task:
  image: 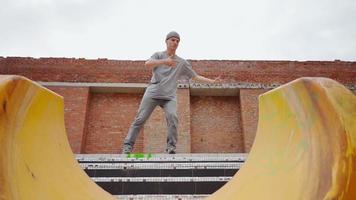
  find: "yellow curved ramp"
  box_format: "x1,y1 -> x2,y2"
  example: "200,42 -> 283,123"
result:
208,77 -> 356,200
1,75 -> 355,200
0,75 -> 116,200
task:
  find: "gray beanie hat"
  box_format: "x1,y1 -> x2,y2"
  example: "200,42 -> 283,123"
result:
166,31 -> 180,41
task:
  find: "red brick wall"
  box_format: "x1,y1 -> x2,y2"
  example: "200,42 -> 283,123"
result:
0,57 -> 150,83
189,60 -> 356,85
240,89 -> 270,152
47,86 -> 90,153
1,57 -> 355,85
84,93 -> 144,153
190,96 -> 244,153
177,89 -> 191,153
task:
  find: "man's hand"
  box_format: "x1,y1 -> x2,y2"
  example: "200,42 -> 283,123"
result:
192,75 -> 224,84
213,75 -> 223,84
145,56 -> 177,69
165,56 -> 178,67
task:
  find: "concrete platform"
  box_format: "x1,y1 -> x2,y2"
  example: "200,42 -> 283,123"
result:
76,153 -> 247,195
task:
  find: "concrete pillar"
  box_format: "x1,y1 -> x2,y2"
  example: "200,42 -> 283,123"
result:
239,89 -> 269,152
46,86 -> 90,153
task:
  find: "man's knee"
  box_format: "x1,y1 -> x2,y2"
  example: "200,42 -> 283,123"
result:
132,112 -> 148,126
166,112 -> 178,126
132,120 -> 144,127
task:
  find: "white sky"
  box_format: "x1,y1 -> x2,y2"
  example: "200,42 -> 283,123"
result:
1,0 -> 355,61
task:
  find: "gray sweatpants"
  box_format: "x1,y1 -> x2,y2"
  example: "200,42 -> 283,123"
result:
123,94 -> 178,151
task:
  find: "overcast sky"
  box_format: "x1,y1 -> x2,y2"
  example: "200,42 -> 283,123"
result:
1,0 -> 355,61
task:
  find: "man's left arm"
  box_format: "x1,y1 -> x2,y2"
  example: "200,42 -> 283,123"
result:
182,62 -> 222,84
191,75 -> 222,84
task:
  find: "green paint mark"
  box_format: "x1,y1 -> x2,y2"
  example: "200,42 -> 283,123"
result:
126,153 -> 153,159
134,153 -> 145,159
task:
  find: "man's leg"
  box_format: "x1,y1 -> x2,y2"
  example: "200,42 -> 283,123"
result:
162,99 -> 178,154
122,95 -> 158,153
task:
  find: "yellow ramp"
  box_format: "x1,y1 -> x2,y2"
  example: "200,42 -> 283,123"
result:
208,77 -> 356,200
0,75 -> 116,200
1,75 -> 356,200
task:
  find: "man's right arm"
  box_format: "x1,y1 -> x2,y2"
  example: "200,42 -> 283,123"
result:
145,56 -> 177,70
145,59 -> 167,70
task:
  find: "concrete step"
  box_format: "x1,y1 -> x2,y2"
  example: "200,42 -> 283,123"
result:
95,177 -> 230,195
93,176 -> 231,182
76,153 -> 247,195
80,162 -> 241,178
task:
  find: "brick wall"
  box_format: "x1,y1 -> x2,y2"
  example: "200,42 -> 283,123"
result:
1,57 -> 355,84
189,60 -> 356,85
0,57 -> 150,83
239,89 -> 270,152
190,96 -> 244,153
47,86 -> 90,153
84,93 -> 144,153
176,89 -> 191,153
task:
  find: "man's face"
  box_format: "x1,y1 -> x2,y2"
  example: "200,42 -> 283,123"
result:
166,37 -> 180,50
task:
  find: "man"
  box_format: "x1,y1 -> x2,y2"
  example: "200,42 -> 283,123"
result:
122,31 -> 221,154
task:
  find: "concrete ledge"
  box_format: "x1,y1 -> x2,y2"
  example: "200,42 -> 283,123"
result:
80,162 -> 243,170
76,153 -> 248,163
39,81 -> 356,96
38,82 -> 148,94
